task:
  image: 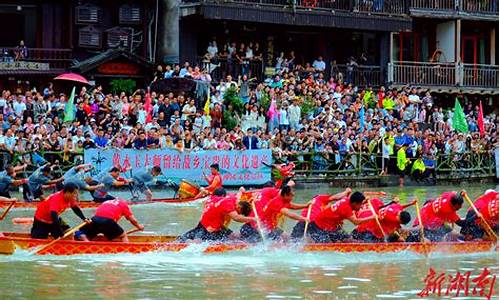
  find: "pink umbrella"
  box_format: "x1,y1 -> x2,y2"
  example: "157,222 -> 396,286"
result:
54,73 -> 89,85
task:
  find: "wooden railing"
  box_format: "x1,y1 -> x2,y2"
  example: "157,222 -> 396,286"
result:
196,57 -> 265,83
1,47 -> 72,69
388,61 -> 499,89
410,0 -> 498,14
195,0 -> 409,15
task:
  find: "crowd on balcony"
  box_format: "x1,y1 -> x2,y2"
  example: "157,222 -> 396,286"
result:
0,51 -> 497,184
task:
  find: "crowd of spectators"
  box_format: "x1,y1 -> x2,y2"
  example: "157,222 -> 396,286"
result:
0,55 -> 497,182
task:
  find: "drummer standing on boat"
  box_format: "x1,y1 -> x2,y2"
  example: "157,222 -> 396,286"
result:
76,197 -> 144,242
196,163 -> 223,198
179,188 -> 255,242
0,165 -> 28,198
30,183 -> 90,239
130,166 -> 162,201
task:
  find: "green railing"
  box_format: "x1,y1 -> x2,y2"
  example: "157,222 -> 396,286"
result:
274,150 -> 496,178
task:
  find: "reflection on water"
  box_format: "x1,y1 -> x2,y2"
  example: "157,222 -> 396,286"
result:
0,184 -> 498,299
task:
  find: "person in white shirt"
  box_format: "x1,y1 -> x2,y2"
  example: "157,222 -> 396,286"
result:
206,41 -> 218,59
288,98 -> 301,131
13,96 -> 26,118
203,134 -> 217,150
312,56 -> 326,72
278,102 -> 290,131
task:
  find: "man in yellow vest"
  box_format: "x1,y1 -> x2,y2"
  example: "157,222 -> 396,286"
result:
397,144 -> 410,187
411,156 -> 427,182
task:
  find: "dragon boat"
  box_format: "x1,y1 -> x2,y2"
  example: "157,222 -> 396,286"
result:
0,232 -> 496,256
0,196 -> 204,209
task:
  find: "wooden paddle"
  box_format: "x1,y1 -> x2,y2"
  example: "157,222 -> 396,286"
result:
367,199 -> 388,242
251,201 -> 266,242
0,200 -> 16,221
126,228 -> 144,235
414,199 -> 426,243
303,200 -> 314,238
462,191 -> 498,241
30,222 -> 88,255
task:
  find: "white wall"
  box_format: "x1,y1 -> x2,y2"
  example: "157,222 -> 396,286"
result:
436,21 -> 456,62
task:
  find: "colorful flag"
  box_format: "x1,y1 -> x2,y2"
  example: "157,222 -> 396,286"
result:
478,100 -> 485,137
144,91 -> 152,124
452,98 -> 468,133
63,86 -> 76,123
204,91 -> 211,116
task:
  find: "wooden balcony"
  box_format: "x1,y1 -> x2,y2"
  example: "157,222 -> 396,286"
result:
388,61 -> 499,93
1,48 -> 72,70
410,0 -> 498,20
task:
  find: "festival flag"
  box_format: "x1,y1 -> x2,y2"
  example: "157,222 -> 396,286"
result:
144,91 -> 152,124
452,98 -> 468,133
359,105 -> 365,133
478,100 -> 485,137
267,98 -> 277,120
63,86 -> 76,123
204,91 -> 211,116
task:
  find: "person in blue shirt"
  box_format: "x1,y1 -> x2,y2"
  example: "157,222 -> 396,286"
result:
60,163 -> 104,194
90,167 -> 132,203
93,128 -> 108,148
0,164 -> 28,198
25,164 -> 64,202
131,166 -> 162,201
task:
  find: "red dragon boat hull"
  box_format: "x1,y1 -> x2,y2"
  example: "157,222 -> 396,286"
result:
0,232 -> 496,256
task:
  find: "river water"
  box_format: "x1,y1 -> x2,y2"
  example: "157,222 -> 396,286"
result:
0,184 -> 498,299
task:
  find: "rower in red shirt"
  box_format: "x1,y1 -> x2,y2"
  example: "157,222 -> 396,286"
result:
306,191 -> 375,243
31,183 -> 89,239
410,191 -> 465,242
196,163 -> 223,198
240,185 -> 309,242
290,188 -> 352,240
179,188 -> 255,242
76,198 -> 144,242
461,190 -> 499,241
353,198 -> 415,242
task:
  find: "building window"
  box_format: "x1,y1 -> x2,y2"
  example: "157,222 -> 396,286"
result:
119,4 -> 141,24
79,25 -> 102,48
106,27 -> 132,48
75,3 -> 101,24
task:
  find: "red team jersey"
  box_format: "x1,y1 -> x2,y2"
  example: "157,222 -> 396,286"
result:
259,195 -> 291,231
200,195 -> 237,232
314,198 -> 354,231
95,199 -> 133,222
206,174 -> 223,194
472,191 -> 499,227
300,194 -> 332,222
355,198 -> 385,235
34,191 -> 76,224
248,187 -> 280,228
414,192 -> 460,230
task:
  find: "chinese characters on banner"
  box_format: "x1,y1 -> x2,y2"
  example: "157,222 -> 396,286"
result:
418,267 -> 497,300
84,149 -> 272,186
